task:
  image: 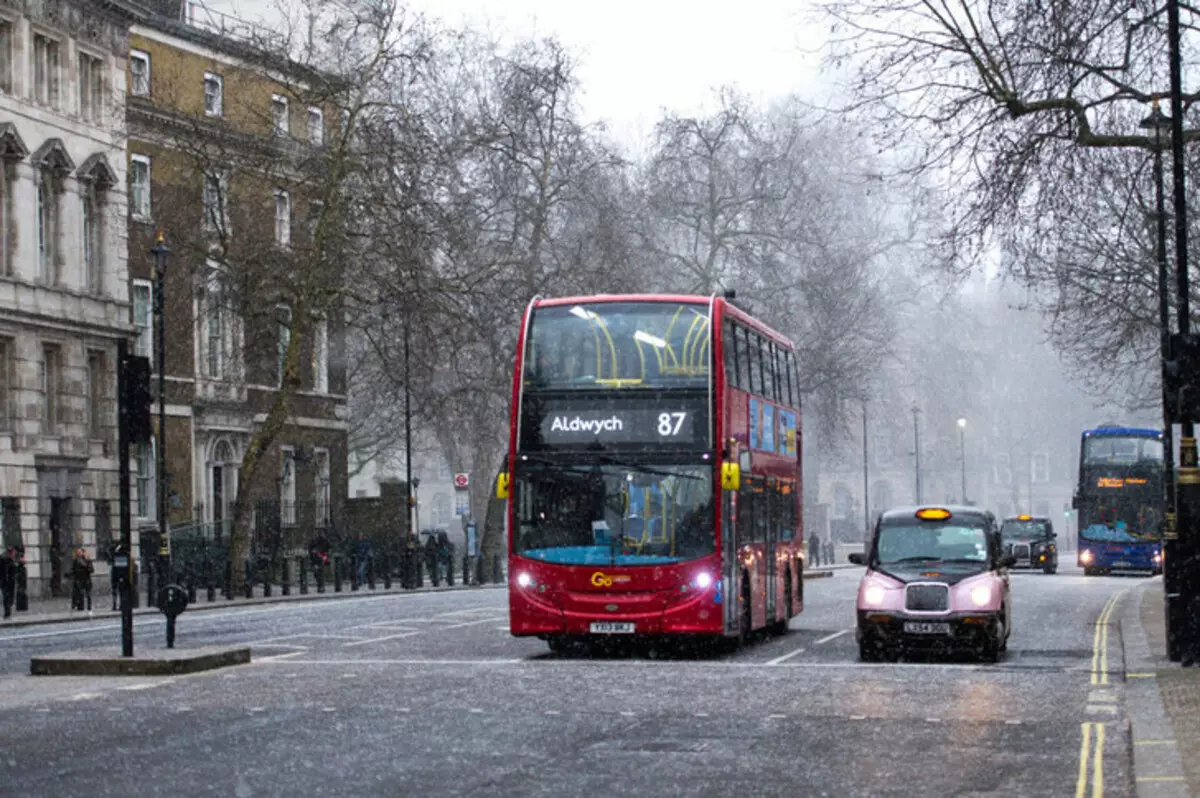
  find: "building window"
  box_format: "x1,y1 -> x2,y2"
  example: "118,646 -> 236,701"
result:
1,496 -> 18,549
314,449 -> 330,527
129,49 -> 149,97
0,160 -> 11,277
41,344 -> 61,435
1031,452 -> 1051,484
206,268 -> 226,379
136,440 -> 155,519
280,448 -> 296,525
203,173 -> 226,232
308,200 -> 324,243
277,305 -> 291,386
204,72 -> 223,116
78,52 -> 105,123
271,94 -> 289,136
313,316 -> 328,393
274,189 -> 290,246
0,338 -> 9,431
307,106 -> 323,145
82,186 -> 105,294
87,349 -> 107,439
36,168 -> 60,283
130,154 -> 151,220
132,280 -> 152,359
0,21 -> 13,94
33,34 -> 60,108
94,499 -> 112,555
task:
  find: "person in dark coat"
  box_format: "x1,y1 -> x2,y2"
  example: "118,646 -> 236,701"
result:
0,546 -> 16,619
424,534 -> 439,586
808,535 -> 821,568
71,547 -> 94,615
354,535 -> 372,587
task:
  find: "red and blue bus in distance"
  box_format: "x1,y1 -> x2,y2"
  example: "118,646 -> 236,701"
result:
498,294 -> 804,651
1072,425 -> 1164,575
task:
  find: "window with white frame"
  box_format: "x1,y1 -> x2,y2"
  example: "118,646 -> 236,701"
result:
277,305 -> 291,386
78,52 -> 105,123
36,167 -> 60,284
314,449 -> 330,526
41,343 -> 61,434
129,49 -> 149,97
205,267 -> 227,379
274,190 -> 290,246
32,34 -> 60,108
1031,452 -> 1051,484
0,21 -> 13,94
307,106 -> 323,145
82,184 -> 105,294
0,337 -> 10,431
87,349 -> 107,439
202,172 -> 226,232
203,72 -> 222,116
0,159 -> 14,277
312,316 -> 328,393
271,94 -> 289,136
280,448 -> 296,524
136,440 -> 155,519
132,280 -> 152,359
130,154 -> 151,220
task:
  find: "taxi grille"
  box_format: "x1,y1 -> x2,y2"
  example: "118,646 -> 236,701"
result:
905,583 -> 949,612
1012,543 -> 1031,561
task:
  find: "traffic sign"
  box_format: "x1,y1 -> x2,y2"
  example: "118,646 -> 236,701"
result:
454,473 -> 470,489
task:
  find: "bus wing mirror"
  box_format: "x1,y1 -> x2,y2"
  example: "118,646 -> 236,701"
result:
496,472 -> 511,500
721,462 -> 741,491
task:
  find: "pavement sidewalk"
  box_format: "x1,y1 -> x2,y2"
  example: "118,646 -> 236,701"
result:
3,566 -> 848,629
1122,582 -> 1196,797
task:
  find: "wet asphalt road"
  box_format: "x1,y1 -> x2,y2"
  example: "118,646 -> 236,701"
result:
0,565 -> 1154,797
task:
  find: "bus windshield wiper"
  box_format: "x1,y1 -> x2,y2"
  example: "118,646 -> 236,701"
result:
886,556 -> 942,563
595,455 -> 703,480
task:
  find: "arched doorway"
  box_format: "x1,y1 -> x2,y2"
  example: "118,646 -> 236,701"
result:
210,439 -> 238,531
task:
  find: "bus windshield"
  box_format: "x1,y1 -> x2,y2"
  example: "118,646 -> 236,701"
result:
1080,496 -> 1162,543
513,462 -> 714,566
1083,435 -> 1163,465
524,302 -> 711,390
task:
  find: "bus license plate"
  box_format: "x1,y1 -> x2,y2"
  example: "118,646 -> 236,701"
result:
903,622 -> 951,636
590,622 -> 635,634
1113,561 -> 1130,568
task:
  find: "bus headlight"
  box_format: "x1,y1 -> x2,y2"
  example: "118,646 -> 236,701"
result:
1153,552 -> 1163,564
1081,550 -> 1094,565
970,584 -> 993,607
692,572 -> 714,590
516,572 -> 534,588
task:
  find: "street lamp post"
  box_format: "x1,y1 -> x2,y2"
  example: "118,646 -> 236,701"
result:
911,405 -> 922,504
151,232 -> 170,599
957,418 -> 967,504
862,401 -> 870,540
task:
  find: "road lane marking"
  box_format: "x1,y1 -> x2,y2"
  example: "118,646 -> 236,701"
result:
1127,672 -> 1157,679
814,629 -> 851,645
1135,739 -> 1177,745
71,692 -> 100,701
1091,592 -> 1124,686
273,658 -> 524,666
1136,777 -> 1186,782
444,617 -> 508,630
341,632 -> 422,647
1076,723 -> 1092,798
1076,722 -> 1105,798
1093,723 -> 1104,797
765,646 -> 807,666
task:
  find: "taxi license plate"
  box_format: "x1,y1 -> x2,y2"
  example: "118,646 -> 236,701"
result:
590,622 -> 635,634
903,622 -> 951,635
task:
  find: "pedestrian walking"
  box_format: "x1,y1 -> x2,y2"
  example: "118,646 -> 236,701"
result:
824,537 -> 835,567
354,534 -> 372,588
424,534 -> 440,587
808,535 -> 821,568
71,547 -> 94,615
0,545 -> 16,619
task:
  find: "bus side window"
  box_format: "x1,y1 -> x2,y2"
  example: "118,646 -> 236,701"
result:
783,349 -> 795,408
737,479 -> 754,548
744,329 -> 758,395
760,338 -> 775,401
780,482 -> 796,541
723,320 -> 738,389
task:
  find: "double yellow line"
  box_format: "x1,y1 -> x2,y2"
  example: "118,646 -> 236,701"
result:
1076,722 -> 1105,798
1090,591 -> 1122,686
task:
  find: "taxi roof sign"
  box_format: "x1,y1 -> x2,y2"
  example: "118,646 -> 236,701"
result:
1017,514 -> 1031,521
915,507 -> 951,520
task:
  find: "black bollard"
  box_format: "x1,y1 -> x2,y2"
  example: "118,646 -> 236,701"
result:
382,553 -> 392,590
187,580 -> 197,603
316,558 -> 326,593
244,561 -> 253,599
368,557 -> 376,590
224,560 -> 234,600
299,556 -> 308,595
130,563 -> 139,608
282,558 -> 291,596
334,556 -> 343,592
351,557 -> 360,591
262,559 -> 272,598
463,555 -> 470,586
14,562 -> 27,611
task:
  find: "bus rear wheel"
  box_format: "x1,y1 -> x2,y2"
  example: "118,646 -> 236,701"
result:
1083,566 -> 1099,577
739,576 -> 753,646
769,574 -> 792,636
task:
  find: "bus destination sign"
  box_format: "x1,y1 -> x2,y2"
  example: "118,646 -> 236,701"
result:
522,394 -> 707,449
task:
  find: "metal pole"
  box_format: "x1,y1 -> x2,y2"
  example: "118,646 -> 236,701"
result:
1154,122 -> 1177,529
404,320 -> 413,541
152,234 -> 169,597
959,427 -> 966,503
116,338 -> 133,657
1167,0 -> 1198,663
911,406 -> 921,504
862,401 -> 869,540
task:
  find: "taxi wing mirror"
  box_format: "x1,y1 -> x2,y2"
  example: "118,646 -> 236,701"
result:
1001,554 -> 1017,569
721,462 -> 741,491
495,472 -> 511,500
848,552 -> 865,566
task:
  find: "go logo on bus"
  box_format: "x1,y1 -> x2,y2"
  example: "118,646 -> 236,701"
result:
591,572 -> 632,587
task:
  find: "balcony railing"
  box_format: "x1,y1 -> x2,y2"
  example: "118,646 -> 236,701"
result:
183,0 -> 287,50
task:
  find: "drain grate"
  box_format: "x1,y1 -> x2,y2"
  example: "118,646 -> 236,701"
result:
620,739 -> 711,753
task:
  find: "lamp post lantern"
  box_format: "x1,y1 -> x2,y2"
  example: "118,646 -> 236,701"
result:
150,231 -> 170,597
957,418 -> 967,504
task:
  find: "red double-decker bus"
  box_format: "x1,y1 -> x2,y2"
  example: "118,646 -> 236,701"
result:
498,294 -> 805,651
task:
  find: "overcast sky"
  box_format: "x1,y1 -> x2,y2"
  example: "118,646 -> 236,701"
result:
202,0 -> 829,149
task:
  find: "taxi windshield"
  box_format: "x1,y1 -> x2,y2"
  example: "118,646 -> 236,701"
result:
874,521 -> 989,568
1001,520 -> 1050,540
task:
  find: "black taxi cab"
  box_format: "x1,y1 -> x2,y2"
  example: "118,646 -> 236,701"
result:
999,515 -> 1057,574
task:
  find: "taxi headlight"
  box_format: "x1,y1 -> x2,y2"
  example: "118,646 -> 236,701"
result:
863,584 -> 887,606
970,584 -> 992,607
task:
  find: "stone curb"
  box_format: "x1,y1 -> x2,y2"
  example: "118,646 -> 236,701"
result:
3,582 -> 507,629
30,645 -> 251,677
1119,584 -> 1190,798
